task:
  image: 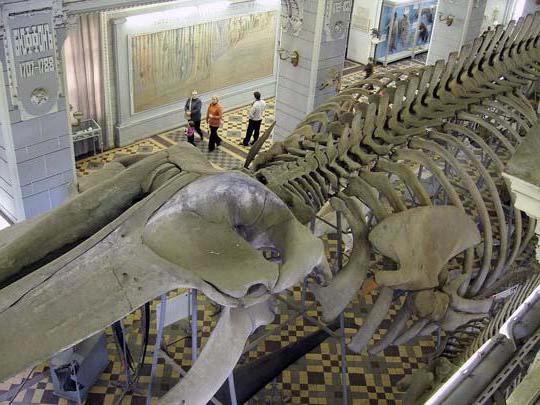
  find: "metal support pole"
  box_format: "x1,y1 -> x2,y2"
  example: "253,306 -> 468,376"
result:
301,277 -> 308,312
111,319 -> 136,404
71,361 -> 82,405
120,321 -> 130,386
243,301 -> 321,354
159,348 -> 223,405
191,289 -> 198,362
417,164 -> 424,180
0,367 -> 44,403
404,185 -> 417,206
335,211 -> 349,405
146,295 -> 167,405
335,211 -> 343,276
271,377 -> 278,404
277,295 -> 341,338
442,161 -> 450,205
302,218 -> 316,312
339,313 -> 349,405
228,373 -> 238,405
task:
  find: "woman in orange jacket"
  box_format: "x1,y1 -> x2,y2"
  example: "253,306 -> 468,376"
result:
206,95 -> 223,152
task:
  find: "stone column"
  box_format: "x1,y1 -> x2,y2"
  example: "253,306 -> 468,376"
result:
503,125 -> 540,263
274,0 -> 353,141
0,0 -> 75,222
426,0 -> 488,65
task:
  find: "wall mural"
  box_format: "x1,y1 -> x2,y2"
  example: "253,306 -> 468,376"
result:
130,11 -> 277,113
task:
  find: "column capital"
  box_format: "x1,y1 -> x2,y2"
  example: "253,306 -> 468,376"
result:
112,17 -> 127,26
281,0 -> 304,36
66,14 -> 80,28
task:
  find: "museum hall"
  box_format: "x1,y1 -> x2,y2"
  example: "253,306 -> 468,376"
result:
1,0 -> 540,404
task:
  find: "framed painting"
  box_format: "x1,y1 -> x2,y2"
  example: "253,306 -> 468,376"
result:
130,11 -> 277,113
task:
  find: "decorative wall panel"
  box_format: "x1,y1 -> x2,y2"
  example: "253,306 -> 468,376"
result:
130,11 -> 277,113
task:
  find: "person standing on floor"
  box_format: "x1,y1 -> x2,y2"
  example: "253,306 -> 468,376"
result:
185,120 -> 196,146
364,58 -> 375,90
206,95 -> 223,152
184,90 -> 204,141
242,91 -> 266,146
364,59 -> 374,79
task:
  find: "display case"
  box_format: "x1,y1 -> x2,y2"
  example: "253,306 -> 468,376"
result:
72,119 -> 103,157
375,0 -> 437,65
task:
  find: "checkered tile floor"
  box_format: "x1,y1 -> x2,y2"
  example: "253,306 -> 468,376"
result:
3,59 -> 443,405
75,100 -> 277,176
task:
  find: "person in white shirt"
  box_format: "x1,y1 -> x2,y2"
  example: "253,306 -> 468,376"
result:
242,91 -> 266,146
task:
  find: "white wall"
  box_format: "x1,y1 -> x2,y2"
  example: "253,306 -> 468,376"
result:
347,0 -> 383,64
0,213 -> 9,230
482,0 -> 508,30
464,0 -> 488,43
427,0 -> 487,65
104,0 -> 280,147
274,0 -> 353,141
521,0 -> 540,16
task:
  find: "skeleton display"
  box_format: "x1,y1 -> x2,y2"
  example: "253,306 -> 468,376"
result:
1,11 -> 540,405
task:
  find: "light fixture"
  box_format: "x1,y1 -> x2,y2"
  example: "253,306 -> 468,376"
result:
438,13 -> 455,26
277,48 -> 300,66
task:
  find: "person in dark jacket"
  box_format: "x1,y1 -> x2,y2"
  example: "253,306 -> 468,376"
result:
184,90 -> 203,141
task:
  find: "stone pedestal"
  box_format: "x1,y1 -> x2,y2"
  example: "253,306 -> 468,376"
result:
274,0 -> 353,141
503,124 -> 540,263
426,0 -> 487,65
0,0 -> 75,222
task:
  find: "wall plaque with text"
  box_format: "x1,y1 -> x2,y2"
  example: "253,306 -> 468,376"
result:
4,7 -> 59,120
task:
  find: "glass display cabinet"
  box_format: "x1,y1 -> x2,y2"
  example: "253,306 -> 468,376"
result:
375,0 -> 438,65
72,119 -> 103,157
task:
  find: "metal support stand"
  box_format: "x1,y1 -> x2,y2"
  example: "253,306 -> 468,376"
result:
277,295 -> 342,338
159,347 -> 223,405
141,210 -> 354,404
70,361 -> 83,405
271,377 -> 279,404
191,289 -> 198,362
227,373 -> 238,405
302,219 -> 316,312
335,211 -> 350,405
146,294 -> 167,405
146,291 -> 226,405
119,321 -> 131,386
111,319 -> 145,404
